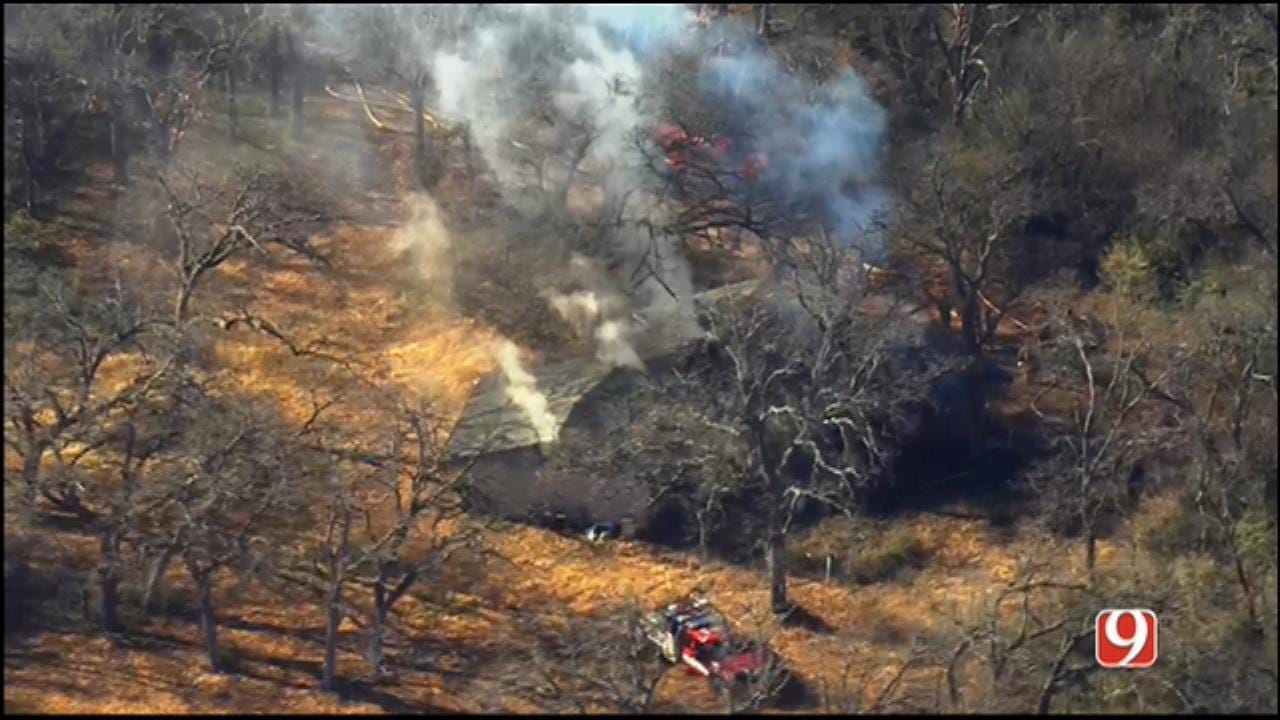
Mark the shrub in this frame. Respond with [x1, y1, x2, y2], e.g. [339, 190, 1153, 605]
[1134, 493, 1210, 558]
[5, 210, 38, 241]
[1101, 238, 1159, 303]
[785, 541, 830, 578]
[1235, 511, 1278, 577]
[846, 526, 929, 585]
[785, 516, 862, 580]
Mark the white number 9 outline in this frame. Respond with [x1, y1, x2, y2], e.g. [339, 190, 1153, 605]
[1096, 609, 1156, 668]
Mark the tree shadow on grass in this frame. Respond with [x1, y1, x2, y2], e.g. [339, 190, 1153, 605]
[774, 670, 815, 710]
[128, 623, 451, 714]
[220, 616, 325, 644]
[232, 648, 447, 714]
[5, 635, 188, 697]
[779, 603, 835, 635]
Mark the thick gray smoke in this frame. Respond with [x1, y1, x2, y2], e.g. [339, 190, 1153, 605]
[314, 5, 890, 371]
[431, 5, 701, 363]
[431, 3, 890, 350]
[700, 51, 890, 255]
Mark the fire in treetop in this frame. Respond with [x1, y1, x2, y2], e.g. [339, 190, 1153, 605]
[651, 122, 768, 183]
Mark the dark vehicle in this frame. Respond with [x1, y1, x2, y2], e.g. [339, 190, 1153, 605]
[585, 522, 621, 542]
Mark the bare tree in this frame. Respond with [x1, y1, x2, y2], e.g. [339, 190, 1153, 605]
[138, 59, 202, 164]
[1166, 260, 1278, 633]
[285, 5, 309, 140]
[335, 4, 448, 190]
[196, 4, 267, 145]
[77, 3, 175, 186]
[1, 284, 177, 636]
[319, 473, 353, 692]
[354, 398, 485, 678]
[267, 21, 283, 118]
[654, 254, 943, 613]
[817, 634, 933, 713]
[942, 563, 1097, 714]
[94, 409, 172, 634]
[128, 388, 303, 670]
[1024, 291, 1176, 586]
[3, 9, 88, 216]
[518, 601, 670, 714]
[3, 279, 166, 521]
[155, 162, 328, 327]
[895, 138, 1031, 359]
[928, 4, 1021, 127]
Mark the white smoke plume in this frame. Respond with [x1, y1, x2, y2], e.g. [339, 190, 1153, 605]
[594, 319, 643, 370]
[493, 337, 559, 443]
[544, 285, 645, 369]
[547, 289, 604, 338]
[389, 193, 453, 300]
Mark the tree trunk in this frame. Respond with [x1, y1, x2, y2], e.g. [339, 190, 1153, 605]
[98, 528, 122, 634]
[110, 114, 129, 186]
[945, 261, 981, 358]
[935, 298, 954, 330]
[558, 136, 589, 210]
[23, 153, 36, 215]
[1232, 553, 1261, 632]
[226, 60, 239, 144]
[697, 510, 710, 560]
[461, 123, 475, 192]
[1222, 525, 1262, 632]
[156, 116, 172, 164]
[175, 274, 200, 327]
[269, 26, 283, 118]
[143, 535, 182, 615]
[1084, 529, 1097, 589]
[20, 105, 37, 215]
[289, 32, 305, 140]
[322, 512, 350, 692]
[766, 530, 788, 614]
[412, 79, 428, 189]
[370, 597, 389, 677]
[323, 578, 343, 691]
[755, 4, 770, 38]
[196, 572, 221, 671]
[963, 362, 986, 458]
[21, 441, 42, 518]
[959, 293, 981, 358]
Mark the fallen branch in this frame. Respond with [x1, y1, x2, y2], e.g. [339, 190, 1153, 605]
[347, 80, 412, 135]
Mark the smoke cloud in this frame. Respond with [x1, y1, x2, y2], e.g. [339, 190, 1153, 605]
[594, 319, 643, 370]
[493, 337, 559, 443]
[701, 53, 889, 253]
[544, 285, 645, 369]
[313, 4, 891, 392]
[389, 194, 454, 302]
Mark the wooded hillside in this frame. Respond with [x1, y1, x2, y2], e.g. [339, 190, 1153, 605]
[5, 4, 1276, 714]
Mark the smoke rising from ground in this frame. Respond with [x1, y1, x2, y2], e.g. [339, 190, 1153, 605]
[493, 338, 559, 443]
[389, 194, 454, 303]
[545, 286, 644, 369]
[594, 319, 642, 370]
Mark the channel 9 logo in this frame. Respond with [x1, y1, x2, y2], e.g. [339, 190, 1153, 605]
[1095, 609, 1158, 669]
